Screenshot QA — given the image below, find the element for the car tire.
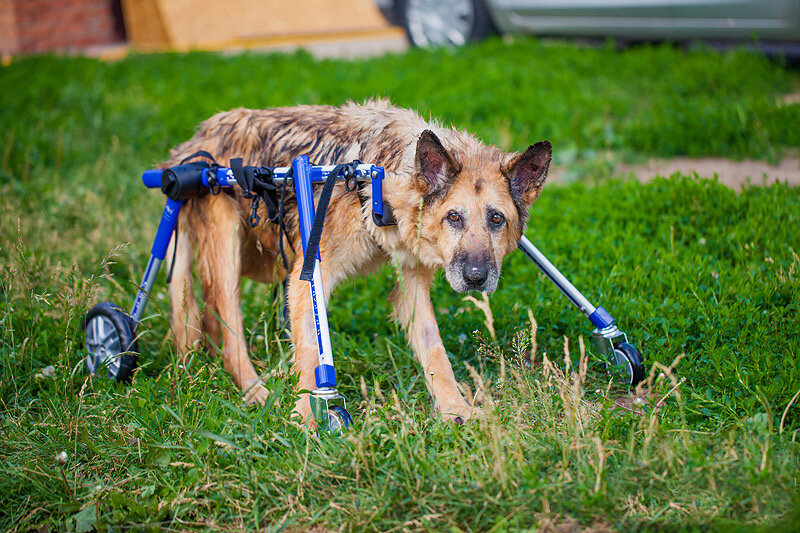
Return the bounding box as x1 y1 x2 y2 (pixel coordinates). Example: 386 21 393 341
398 0 493 47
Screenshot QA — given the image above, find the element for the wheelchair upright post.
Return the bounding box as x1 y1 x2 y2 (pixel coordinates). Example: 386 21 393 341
130 197 183 326
292 155 350 429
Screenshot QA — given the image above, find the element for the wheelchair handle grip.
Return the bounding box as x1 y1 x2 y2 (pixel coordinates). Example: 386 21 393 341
142 169 163 188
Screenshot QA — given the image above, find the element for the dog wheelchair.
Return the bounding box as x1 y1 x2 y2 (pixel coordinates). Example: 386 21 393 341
84 154 645 430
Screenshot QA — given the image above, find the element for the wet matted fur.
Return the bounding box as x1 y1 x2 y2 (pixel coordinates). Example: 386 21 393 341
165 99 551 424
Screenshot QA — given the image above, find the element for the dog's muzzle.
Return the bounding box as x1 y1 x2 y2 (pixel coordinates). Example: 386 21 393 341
462 261 488 289
446 253 499 294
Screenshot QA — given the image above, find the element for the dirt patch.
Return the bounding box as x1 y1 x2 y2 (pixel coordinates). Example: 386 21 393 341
549 156 800 190
620 156 800 190
779 92 800 107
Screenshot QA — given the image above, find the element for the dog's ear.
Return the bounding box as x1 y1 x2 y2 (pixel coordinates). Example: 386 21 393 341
415 130 461 197
502 140 552 207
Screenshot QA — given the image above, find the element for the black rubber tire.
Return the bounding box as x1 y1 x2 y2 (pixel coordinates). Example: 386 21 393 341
613 342 646 386
327 405 353 431
84 302 138 383
398 0 493 48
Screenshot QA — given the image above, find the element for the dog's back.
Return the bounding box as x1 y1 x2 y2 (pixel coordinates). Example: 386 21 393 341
169 99 431 171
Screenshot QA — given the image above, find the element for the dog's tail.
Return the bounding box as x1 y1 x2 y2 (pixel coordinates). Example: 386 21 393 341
167 220 202 354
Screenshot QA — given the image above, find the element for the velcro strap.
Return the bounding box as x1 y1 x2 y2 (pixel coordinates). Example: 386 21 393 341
230 157 253 195
261 189 280 222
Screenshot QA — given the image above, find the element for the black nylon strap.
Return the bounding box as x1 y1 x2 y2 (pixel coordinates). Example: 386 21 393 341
299 163 348 281
230 157 253 196
180 150 217 165
261 187 280 222
165 150 217 285
278 177 294 269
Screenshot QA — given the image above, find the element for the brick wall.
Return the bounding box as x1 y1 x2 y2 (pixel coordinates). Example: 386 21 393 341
1 0 125 55
0 0 19 55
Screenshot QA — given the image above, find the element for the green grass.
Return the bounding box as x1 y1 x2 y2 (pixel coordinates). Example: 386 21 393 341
1 38 799 530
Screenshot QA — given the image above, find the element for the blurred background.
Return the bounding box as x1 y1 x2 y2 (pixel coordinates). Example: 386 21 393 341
2 0 799 59
381 0 800 52
0 0 405 59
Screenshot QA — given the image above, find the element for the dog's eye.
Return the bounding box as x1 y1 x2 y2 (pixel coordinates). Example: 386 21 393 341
491 212 504 225
447 211 461 223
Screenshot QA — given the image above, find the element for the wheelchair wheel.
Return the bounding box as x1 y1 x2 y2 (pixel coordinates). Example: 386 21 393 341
611 342 646 386
84 302 138 382
327 405 353 431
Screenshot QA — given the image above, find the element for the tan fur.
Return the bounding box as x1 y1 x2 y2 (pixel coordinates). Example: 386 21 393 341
165 100 551 424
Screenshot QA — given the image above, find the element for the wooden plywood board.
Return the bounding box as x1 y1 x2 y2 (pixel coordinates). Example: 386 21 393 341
123 0 392 47
120 0 170 46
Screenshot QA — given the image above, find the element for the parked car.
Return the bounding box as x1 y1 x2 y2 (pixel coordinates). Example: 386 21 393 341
377 0 800 48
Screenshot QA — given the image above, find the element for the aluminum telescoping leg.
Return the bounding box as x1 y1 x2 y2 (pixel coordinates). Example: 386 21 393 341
517 235 629 366
291 156 349 428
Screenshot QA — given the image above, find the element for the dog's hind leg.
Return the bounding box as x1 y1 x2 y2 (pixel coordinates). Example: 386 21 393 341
168 225 202 357
392 266 478 423
196 196 269 405
201 301 223 353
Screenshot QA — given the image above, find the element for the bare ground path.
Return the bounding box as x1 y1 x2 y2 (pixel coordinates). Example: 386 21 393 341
549 156 800 189
620 156 800 189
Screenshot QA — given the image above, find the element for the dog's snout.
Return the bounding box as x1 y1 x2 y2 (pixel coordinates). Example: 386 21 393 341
462 259 489 288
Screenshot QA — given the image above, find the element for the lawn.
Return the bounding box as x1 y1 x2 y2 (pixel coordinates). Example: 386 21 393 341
1 38 799 530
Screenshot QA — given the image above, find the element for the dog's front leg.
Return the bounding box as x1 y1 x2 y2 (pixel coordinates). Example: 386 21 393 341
287 255 342 427
393 266 476 422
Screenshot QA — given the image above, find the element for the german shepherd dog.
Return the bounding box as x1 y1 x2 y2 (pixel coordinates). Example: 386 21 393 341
165 100 551 425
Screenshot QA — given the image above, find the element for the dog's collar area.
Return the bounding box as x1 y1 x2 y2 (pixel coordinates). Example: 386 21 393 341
372 201 398 227
353 183 397 228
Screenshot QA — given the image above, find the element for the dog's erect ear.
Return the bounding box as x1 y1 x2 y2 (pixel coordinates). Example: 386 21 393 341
502 140 552 207
415 129 461 196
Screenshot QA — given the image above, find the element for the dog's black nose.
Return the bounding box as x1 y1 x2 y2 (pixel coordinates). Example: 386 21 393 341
463 261 488 288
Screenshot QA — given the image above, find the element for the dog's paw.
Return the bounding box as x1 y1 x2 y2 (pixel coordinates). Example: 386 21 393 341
439 403 483 425
291 396 317 429
243 379 270 406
